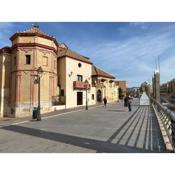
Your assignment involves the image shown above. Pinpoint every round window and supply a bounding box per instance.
[78,63,82,68]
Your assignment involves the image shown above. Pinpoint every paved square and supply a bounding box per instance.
[0,100,166,153]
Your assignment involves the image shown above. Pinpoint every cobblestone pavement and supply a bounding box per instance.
[0,99,166,153]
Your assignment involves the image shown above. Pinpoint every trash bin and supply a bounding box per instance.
[32,107,38,119]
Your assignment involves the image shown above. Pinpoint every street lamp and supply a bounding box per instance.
[84,79,89,110]
[34,66,44,121]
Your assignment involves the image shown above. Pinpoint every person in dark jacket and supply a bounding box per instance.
[124,96,128,111]
[128,96,132,112]
[103,97,107,107]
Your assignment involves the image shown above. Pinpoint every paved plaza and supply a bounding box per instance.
[0,99,166,153]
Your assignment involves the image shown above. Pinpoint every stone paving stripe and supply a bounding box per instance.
[134,107,147,147]
[107,106,140,143]
[143,107,150,149]
[116,107,142,144]
[124,107,144,145]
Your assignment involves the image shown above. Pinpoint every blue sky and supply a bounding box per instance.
[0,22,175,87]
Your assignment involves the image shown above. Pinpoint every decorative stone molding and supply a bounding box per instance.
[19,47,33,53]
[37,48,50,55]
[15,71,22,76]
[30,71,38,76]
[10,32,58,47]
[18,46,53,55]
[11,69,56,75]
[11,43,57,54]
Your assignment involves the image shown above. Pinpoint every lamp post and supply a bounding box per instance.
[36,66,43,121]
[85,79,89,110]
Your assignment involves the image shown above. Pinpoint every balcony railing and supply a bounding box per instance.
[73,81,90,90]
[52,95,66,106]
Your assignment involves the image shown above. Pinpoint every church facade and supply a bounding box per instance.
[0,25,119,118]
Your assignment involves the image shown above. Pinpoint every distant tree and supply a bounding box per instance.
[118,87,123,99]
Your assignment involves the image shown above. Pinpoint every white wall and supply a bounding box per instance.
[90,87,97,105]
[0,53,11,118]
[65,57,93,108]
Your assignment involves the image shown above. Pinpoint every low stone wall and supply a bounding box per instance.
[152,104,173,152]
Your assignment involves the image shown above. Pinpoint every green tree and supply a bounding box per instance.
[118,87,123,99]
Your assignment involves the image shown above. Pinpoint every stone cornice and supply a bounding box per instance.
[10,32,58,46]
[11,43,57,54]
[11,69,57,75]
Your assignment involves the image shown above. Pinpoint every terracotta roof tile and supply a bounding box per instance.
[92,66,115,79]
[22,27,47,35]
[10,25,58,46]
[57,45,92,64]
[0,46,11,54]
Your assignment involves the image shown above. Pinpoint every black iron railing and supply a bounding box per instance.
[150,96,175,151]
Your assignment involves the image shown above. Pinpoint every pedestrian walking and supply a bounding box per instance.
[124,96,128,112]
[103,97,107,107]
[128,96,132,112]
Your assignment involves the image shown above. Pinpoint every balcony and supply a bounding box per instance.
[73,81,90,90]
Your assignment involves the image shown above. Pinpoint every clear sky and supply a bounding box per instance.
[0,22,175,87]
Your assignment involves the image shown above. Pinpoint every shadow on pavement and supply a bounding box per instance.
[107,106,166,152]
[2,124,151,153]
[107,107,140,143]
[107,110,126,112]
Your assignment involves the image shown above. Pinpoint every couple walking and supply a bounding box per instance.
[124,95,132,112]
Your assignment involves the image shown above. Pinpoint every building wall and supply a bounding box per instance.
[0,48,119,118]
[9,36,57,117]
[114,84,119,101]
[161,80,175,94]
[57,56,66,104]
[119,80,126,97]
[0,53,3,118]
[0,52,11,118]
[65,57,92,108]
[168,80,175,94]
[90,87,97,105]
[13,36,57,50]
[57,57,97,108]
[94,77,119,103]
[100,78,118,103]
[0,29,120,118]
[104,80,114,102]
